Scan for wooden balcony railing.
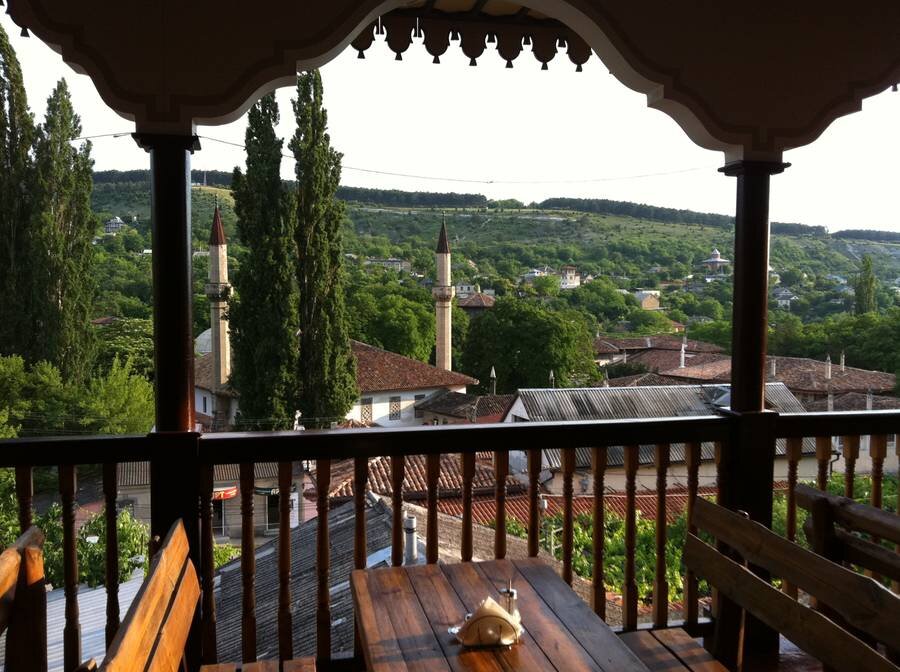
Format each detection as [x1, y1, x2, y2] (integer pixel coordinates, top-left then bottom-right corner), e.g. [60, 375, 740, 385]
[1, 410, 898, 670]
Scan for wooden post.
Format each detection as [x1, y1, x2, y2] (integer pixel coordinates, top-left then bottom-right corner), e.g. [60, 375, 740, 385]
[461, 452, 475, 561]
[199, 462, 217, 664]
[240, 463, 256, 663]
[841, 435, 859, 498]
[815, 436, 832, 490]
[134, 133, 202, 670]
[592, 446, 606, 619]
[783, 437, 802, 598]
[278, 461, 294, 661]
[60, 464, 80, 672]
[494, 450, 509, 560]
[684, 442, 700, 631]
[623, 445, 638, 631]
[316, 458, 332, 660]
[426, 453, 439, 564]
[102, 463, 120, 647]
[527, 448, 541, 558]
[561, 447, 575, 585]
[390, 456, 404, 566]
[717, 159, 788, 663]
[653, 444, 669, 628]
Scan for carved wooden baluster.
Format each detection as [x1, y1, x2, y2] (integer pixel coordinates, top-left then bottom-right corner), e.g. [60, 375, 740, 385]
[841, 435, 859, 498]
[60, 464, 81, 672]
[782, 437, 802, 598]
[390, 455, 404, 566]
[278, 460, 293, 661]
[527, 448, 541, 557]
[494, 449, 509, 560]
[592, 446, 607, 619]
[815, 436, 832, 490]
[714, 441, 723, 504]
[461, 452, 475, 561]
[895, 436, 900, 594]
[623, 444, 639, 631]
[200, 462, 217, 663]
[684, 441, 700, 629]
[316, 458, 332, 658]
[653, 444, 669, 629]
[865, 435, 887, 580]
[354, 456, 368, 570]
[426, 453, 439, 564]
[15, 465, 32, 533]
[103, 463, 120, 646]
[561, 448, 575, 585]
[239, 463, 256, 663]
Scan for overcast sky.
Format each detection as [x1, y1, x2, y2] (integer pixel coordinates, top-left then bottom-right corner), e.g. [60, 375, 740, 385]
[6, 14, 900, 232]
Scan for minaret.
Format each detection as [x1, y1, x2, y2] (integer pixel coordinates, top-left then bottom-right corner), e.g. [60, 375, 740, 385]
[433, 217, 454, 370]
[206, 201, 231, 390]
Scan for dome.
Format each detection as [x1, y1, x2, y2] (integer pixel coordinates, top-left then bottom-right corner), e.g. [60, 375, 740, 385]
[195, 328, 212, 355]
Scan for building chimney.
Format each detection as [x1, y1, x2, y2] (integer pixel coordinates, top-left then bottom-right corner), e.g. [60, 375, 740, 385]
[622, 349, 627, 364]
[490, 366, 497, 395]
[867, 387, 873, 411]
[825, 354, 832, 381]
[602, 378, 609, 388]
[827, 391, 834, 412]
[645, 336, 652, 348]
[549, 369, 556, 388]
[770, 358, 777, 378]
[403, 514, 418, 565]
[679, 343, 686, 368]
[840, 351, 846, 372]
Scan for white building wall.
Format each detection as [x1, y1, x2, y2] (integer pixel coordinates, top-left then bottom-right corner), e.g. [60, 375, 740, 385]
[347, 385, 468, 427]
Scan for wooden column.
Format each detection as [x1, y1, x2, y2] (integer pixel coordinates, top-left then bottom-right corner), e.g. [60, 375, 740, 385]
[717, 159, 788, 664]
[134, 133, 202, 670]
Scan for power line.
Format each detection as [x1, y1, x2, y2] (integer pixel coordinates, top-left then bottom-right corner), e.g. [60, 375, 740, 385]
[76, 131, 716, 186]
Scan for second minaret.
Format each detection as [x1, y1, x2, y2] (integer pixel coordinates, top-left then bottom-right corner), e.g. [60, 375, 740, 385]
[433, 218, 453, 370]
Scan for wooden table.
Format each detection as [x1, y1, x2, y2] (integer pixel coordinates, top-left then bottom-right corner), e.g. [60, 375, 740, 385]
[351, 558, 650, 671]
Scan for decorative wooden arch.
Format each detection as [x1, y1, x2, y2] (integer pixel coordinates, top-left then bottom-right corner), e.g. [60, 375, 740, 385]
[9, 0, 900, 160]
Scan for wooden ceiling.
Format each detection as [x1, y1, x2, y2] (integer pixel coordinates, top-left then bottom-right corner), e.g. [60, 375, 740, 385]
[351, 0, 592, 71]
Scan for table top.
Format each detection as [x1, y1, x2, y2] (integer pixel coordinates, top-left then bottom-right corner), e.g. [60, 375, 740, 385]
[350, 558, 650, 672]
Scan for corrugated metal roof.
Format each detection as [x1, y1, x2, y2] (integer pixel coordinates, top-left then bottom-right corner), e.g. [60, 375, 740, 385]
[118, 461, 280, 487]
[519, 383, 814, 469]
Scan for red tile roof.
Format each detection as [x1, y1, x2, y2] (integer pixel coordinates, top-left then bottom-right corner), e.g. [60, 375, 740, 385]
[352, 340, 477, 393]
[309, 453, 524, 501]
[664, 355, 897, 395]
[458, 293, 496, 309]
[437, 483, 789, 526]
[805, 392, 900, 412]
[595, 335, 724, 354]
[626, 349, 727, 373]
[415, 390, 515, 422]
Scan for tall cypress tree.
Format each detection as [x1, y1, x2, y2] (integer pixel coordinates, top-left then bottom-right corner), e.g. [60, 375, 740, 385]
[290, 71, 358, 427]
[230, 93, 299, 430]
[31, 80, 96, 382]
[0, 24, 35, 360]
[854, 254, 877, 315]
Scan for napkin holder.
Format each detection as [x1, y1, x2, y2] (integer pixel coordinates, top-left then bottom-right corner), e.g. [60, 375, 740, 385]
[450, 596, 523, 648]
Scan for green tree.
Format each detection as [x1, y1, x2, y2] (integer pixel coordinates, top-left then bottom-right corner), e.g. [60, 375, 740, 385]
[95, 318, 154, 380]
[462, 299, 598, 393]
[0, 24, 35, 362]
[230, 93, 299, 430]
[30, 80, 97, 383]
[290, 72, 358, 426]
[79, 356, 154, 434]
[854, 254, 877, 315]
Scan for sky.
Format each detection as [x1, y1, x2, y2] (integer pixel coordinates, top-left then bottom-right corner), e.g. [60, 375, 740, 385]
[5, 13, 900, 233]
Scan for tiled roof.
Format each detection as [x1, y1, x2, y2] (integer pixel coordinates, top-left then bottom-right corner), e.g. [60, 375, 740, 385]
[595, 336, 724, 354]
[414, 390, 515, 421]
[194, 352, 237, 396]
[215, 499, 394, 660]
[437, 483, 789, 527]
[458, 293, 496, 309]
[664, 355, 897, 395]
[352, 340, 477, 393]
[118, 461, 280, 487]
[805, 392, 900, 412]
[603, 372, 694, 387]
[309, 453, 525, 501]
[626, 349, 727, 373]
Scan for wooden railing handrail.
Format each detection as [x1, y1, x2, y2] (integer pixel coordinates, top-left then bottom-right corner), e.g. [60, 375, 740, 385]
[796, 484, 900, 545]
[775, 410, 900, 438]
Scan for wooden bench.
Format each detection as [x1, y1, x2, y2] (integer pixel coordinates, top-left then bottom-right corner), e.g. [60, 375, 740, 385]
[1, 526, 47, 672]
[683, 497, 900, 672]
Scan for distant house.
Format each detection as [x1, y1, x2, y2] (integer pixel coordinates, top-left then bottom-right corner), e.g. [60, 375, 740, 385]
[457, 292, 496, 317]
[521, 266, 554, 283]
[455, 282, 480, 298]
[633, 290, 661, 310]
[701, 248, 730, 278]
[559, 264, 581, 290]
[104, 216, 125, 234]
[593, 334, 725, 367]
[347, 341, 477, 427]
[772, 286, 798, 309]
[365, 257, 411, 273]
[505, 383, 816, 491]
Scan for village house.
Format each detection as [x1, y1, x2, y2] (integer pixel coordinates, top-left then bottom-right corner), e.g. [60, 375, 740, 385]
[633, 289, 661, 310]
[414, 390, 516, 424]
[772, 286, 798, 309]
[363, 257, 411, 273]
[593, 334, 725, 367]
[456, 291, 496, 317]
[701, 248, 730, 280]
[559, 264, 581, 290]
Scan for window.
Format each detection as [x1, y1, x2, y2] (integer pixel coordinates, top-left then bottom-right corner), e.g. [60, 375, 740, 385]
[414, 394, 425, 419]
[389, 396, 402, 420]
[202, 396, 208, 414]
[212, 500, 225, 537]
[266, 494, 280, 532]
[361, 397, 373, 424]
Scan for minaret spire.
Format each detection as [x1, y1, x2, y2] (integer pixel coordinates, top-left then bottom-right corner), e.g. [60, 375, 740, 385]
[432, 214, 454, 370]
[206, 201, 231, 391]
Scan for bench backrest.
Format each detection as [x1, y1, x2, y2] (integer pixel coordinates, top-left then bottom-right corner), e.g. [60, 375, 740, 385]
[685, 497, 900, 672]
[100, 520, 200, 672]
[1, 526, 47, 671]
[796, 483, 900, 585]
